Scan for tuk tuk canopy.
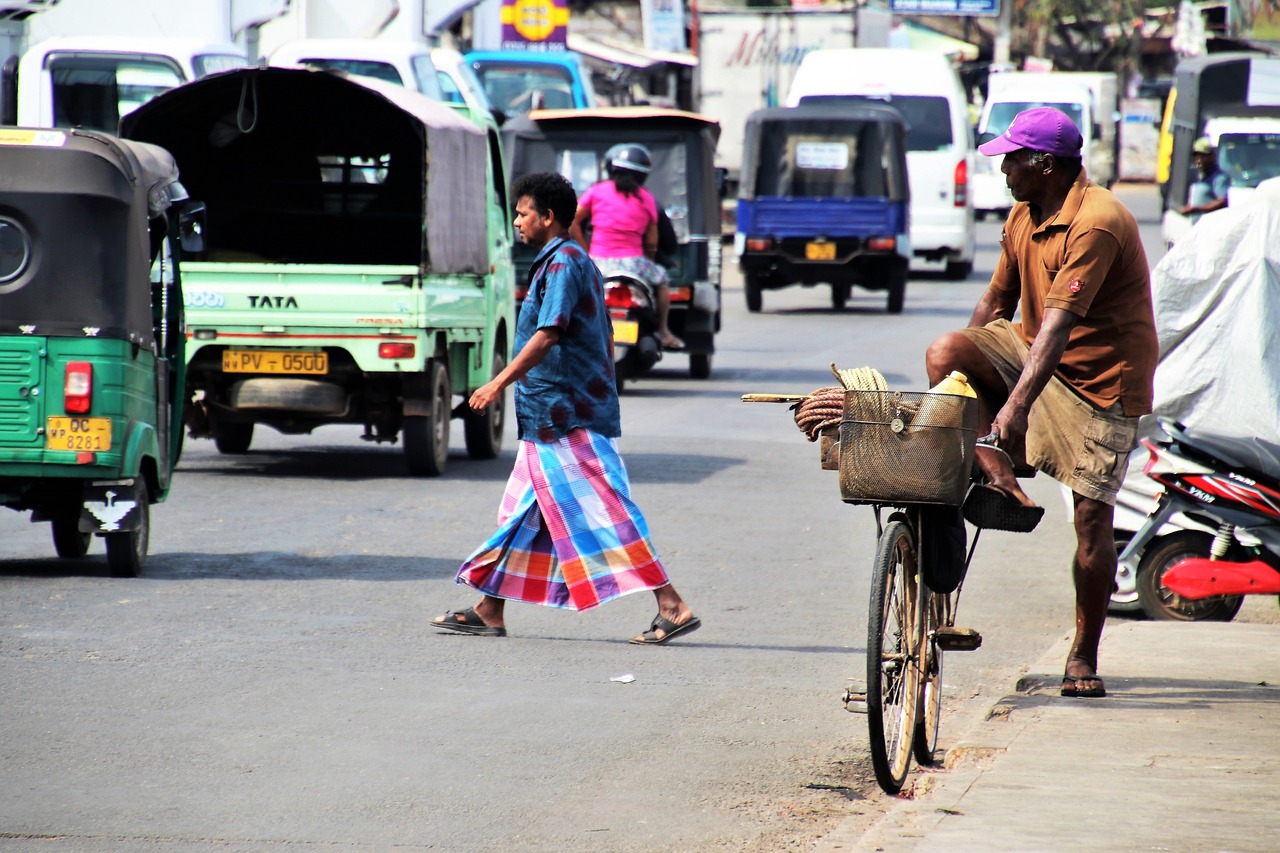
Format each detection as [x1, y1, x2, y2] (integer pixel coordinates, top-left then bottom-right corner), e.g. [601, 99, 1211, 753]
[121, 66, 490, 273]
[740, 104, 909, 202]
[0, 128, 181, 347]
[501, 107, 720, 242]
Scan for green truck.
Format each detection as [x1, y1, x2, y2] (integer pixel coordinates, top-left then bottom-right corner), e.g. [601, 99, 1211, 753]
[0, 127, 203, 575]
[121, 66, 515, 475]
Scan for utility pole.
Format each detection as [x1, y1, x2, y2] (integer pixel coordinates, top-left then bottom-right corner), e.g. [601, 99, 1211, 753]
[994, 0, 1012, 67]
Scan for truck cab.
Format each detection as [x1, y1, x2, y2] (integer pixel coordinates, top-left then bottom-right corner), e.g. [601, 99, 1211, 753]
[464, 50, 595, 120]
[2, 36, 247, 130]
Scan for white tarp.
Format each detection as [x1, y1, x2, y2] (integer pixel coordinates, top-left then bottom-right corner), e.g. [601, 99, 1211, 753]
[1113, 176, 1280, 532]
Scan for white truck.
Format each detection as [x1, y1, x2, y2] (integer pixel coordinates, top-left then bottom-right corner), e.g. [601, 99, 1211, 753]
[973, 71, 1119, 217]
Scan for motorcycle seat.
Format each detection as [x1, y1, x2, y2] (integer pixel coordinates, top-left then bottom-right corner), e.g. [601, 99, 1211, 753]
[1181, 429, 1280, 483]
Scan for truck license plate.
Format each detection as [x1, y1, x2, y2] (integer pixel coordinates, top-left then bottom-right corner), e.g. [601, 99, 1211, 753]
[806, 241, 836, 261]
[222, 350, 328, 375]
[613, 320, 639, 345]
[46, 416, 111, 451]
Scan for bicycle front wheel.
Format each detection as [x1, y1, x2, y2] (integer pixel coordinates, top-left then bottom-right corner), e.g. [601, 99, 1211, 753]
[866, 518, 922, 794]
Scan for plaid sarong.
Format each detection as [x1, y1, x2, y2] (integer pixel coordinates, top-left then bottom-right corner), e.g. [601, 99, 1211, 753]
[455, 429, 670, 610]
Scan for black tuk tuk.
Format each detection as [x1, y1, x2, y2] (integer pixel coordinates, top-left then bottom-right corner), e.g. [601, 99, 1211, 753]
[736, 104, 911, 313]
[502, 107, 722, 379]
[0, 128, 203, 576]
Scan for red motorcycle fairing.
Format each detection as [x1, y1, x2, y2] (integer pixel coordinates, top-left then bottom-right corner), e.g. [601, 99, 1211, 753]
[1162, 557, 1280, 599]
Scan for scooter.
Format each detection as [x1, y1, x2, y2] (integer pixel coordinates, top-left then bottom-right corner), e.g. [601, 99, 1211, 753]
[1116, 418, 1280, 621]
[601, 268, 662, 393]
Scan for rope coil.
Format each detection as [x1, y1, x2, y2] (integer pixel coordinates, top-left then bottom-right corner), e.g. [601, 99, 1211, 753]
[792, 364, 887, 441]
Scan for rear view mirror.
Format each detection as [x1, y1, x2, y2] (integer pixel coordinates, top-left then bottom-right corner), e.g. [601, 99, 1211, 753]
[178, 201, 207, 254]
[715, 167, 729, 198]
[976, 131, 999, 147]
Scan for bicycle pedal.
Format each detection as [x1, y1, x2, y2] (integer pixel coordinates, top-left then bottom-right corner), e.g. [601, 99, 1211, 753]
[842, 688, 869, 714]
[934, 626, 983, 651]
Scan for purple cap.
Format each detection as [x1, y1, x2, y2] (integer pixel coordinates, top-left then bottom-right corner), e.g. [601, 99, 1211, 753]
[979, 107, 1083, 158]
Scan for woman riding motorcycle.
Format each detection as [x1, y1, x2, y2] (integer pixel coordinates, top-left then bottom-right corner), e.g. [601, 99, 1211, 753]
[569, 143, 683, 350]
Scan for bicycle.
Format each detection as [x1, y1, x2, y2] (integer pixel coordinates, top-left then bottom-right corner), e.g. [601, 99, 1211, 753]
[835, 389, 1035, 794]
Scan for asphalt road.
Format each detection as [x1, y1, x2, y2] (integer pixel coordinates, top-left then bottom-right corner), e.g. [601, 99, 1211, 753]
[3, 184, 1274, 851]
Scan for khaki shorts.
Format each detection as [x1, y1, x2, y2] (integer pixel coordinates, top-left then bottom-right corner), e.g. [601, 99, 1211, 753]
[960, 319, 1139, 505]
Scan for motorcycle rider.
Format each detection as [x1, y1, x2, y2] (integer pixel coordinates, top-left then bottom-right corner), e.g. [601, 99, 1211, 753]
[570, 143, 684, 350]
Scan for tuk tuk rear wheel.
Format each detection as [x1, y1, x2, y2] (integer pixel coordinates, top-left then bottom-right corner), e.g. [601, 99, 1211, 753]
[744, 273, 763, 313]
[831, 283, 849, 311]
[214, 421, 254, 454]
[106, 498, 149, 579]
[887, 273, 907, 315]
[689, 353, 712, 380]
[52, 512, 91, 559]
[464, 352, 506, 460]
[404, 361, 450, 477]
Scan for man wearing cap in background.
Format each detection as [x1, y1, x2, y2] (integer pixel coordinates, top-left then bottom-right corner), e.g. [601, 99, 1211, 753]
[924, 107, 1158, 699]
[1179, 137, 1230, 222]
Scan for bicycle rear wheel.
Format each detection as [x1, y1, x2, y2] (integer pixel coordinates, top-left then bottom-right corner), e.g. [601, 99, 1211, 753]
[866, 518, 922, 794]
[913, 591, 946, 766]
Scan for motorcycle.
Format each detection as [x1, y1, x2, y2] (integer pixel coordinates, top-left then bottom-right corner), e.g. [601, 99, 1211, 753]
[600, 268, 663, 394]
[1116, 418, 1280, 621]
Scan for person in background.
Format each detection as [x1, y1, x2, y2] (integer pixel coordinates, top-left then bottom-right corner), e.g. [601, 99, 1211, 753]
[433, 172, 701, 645]
[1179, 137, 1230, 222]
[569, 143, 684, 350]
[925, 107, 1158, 699]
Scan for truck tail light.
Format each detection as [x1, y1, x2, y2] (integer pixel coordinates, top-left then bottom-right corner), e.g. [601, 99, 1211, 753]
[866, 236, 896, 252]
[744, 236, 774, 252]
[64, 361, 92, 414]
[954, 159, 969, 207]
[379, 342, 415, 359]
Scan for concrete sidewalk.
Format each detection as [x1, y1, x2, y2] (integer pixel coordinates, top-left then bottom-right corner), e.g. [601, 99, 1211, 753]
[818, 620, 1280, 852]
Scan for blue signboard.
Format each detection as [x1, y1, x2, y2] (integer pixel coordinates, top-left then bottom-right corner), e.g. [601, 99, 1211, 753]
[890, 0, 999, 16]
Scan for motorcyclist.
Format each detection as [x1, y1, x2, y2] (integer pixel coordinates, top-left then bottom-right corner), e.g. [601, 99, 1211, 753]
[570, 143, 684, 350]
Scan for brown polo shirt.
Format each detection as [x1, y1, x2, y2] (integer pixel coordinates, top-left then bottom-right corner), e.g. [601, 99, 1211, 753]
[987, 170, 1157, 416]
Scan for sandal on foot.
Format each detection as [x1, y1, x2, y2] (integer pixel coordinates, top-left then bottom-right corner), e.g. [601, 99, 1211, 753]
[1060, 674, 1106, 698]
[660, 335, 685, 351]
[962, 483, 1044, 533]
[630, 613, 701, 645]
[432, 607, 507, 637]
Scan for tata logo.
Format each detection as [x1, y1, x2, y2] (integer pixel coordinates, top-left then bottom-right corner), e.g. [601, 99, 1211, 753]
[249, 296, 299, 308]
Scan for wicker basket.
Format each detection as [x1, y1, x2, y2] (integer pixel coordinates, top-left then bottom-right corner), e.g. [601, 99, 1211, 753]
[838, 390, 980, 506]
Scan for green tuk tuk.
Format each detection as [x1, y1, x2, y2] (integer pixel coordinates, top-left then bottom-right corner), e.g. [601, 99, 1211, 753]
[0, 127, 202, 576]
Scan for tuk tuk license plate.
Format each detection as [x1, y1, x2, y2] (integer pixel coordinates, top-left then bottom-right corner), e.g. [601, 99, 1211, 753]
[613, 320, 639, 345]
[46, 417, 111, 451]
[806, 241, 836, 261]
[222, 350, 328, 375]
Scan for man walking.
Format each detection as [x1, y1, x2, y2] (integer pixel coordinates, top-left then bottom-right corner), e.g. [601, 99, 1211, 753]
[925, 108, 1158, 698]
[433, 172, 701, 645]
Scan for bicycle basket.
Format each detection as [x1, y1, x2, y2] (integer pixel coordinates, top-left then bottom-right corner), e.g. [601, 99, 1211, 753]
[838, 390, 980, 506]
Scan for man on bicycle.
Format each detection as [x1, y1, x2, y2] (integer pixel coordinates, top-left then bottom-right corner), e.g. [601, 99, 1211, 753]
[925, 108, 1158, 699]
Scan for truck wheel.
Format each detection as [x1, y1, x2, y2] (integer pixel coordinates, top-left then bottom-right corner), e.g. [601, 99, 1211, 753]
[52, 511, 91, 559]
[831, 282, 849, 311]
[944, 259, 973, 281]
[744, 273, 763, 313]
[404, 361, 450, 477]
[464, 352, 505, 460]
[106, 498, 149, 579]
[214, 421, 253, 454]
[689, 353, 712, 380]
[886, 271, 907, 315]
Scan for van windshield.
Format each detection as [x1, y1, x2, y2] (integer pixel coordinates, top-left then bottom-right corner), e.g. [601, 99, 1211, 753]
[48, 55, 184, 131]
[985, 101, 1086, 139]
[472, 63, 575, 114]
[1217, 132, 1280, 188]
[800, 94, 952, 151]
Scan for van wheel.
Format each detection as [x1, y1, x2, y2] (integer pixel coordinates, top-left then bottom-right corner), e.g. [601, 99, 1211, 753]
[744, 273, 763, 313]
[886, 273, 907, 314]
[52, 511, 91, 559]
[106, 498, 149, 578]
[464, 352, 505, 460]
[689, 353, 712, 380]
[944, 260, 973, 281]
[214, 421, 253, 454]
[831, 283, 849, 311]
[404, 361, 450, 477]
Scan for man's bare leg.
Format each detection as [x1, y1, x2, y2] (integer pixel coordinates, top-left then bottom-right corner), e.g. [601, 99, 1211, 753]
[1065, 494, 1115, 689]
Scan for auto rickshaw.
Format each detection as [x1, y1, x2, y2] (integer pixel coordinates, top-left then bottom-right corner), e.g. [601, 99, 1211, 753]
[0, 127, 203, 576]
[736, 103, 911, 313]
[502, 107, 722, 379]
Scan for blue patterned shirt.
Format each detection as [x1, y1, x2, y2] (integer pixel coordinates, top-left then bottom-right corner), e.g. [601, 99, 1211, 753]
[514, 237, 621, 442]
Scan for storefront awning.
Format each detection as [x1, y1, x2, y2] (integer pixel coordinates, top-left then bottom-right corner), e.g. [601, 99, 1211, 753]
[891, 21, 981, 61]
[566, 34, 698, 71]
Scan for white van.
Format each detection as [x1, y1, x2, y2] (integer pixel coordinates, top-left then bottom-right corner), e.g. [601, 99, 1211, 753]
[268, 39, 445, 101]
[785, 48, 975, 279]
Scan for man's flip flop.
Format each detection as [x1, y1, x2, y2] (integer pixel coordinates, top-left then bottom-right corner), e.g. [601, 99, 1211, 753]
[962, 483, 1045, 533]
[1061, 674, 1106, 698]
[432, 607, 507, 637]
[630, 613, 701, 645]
